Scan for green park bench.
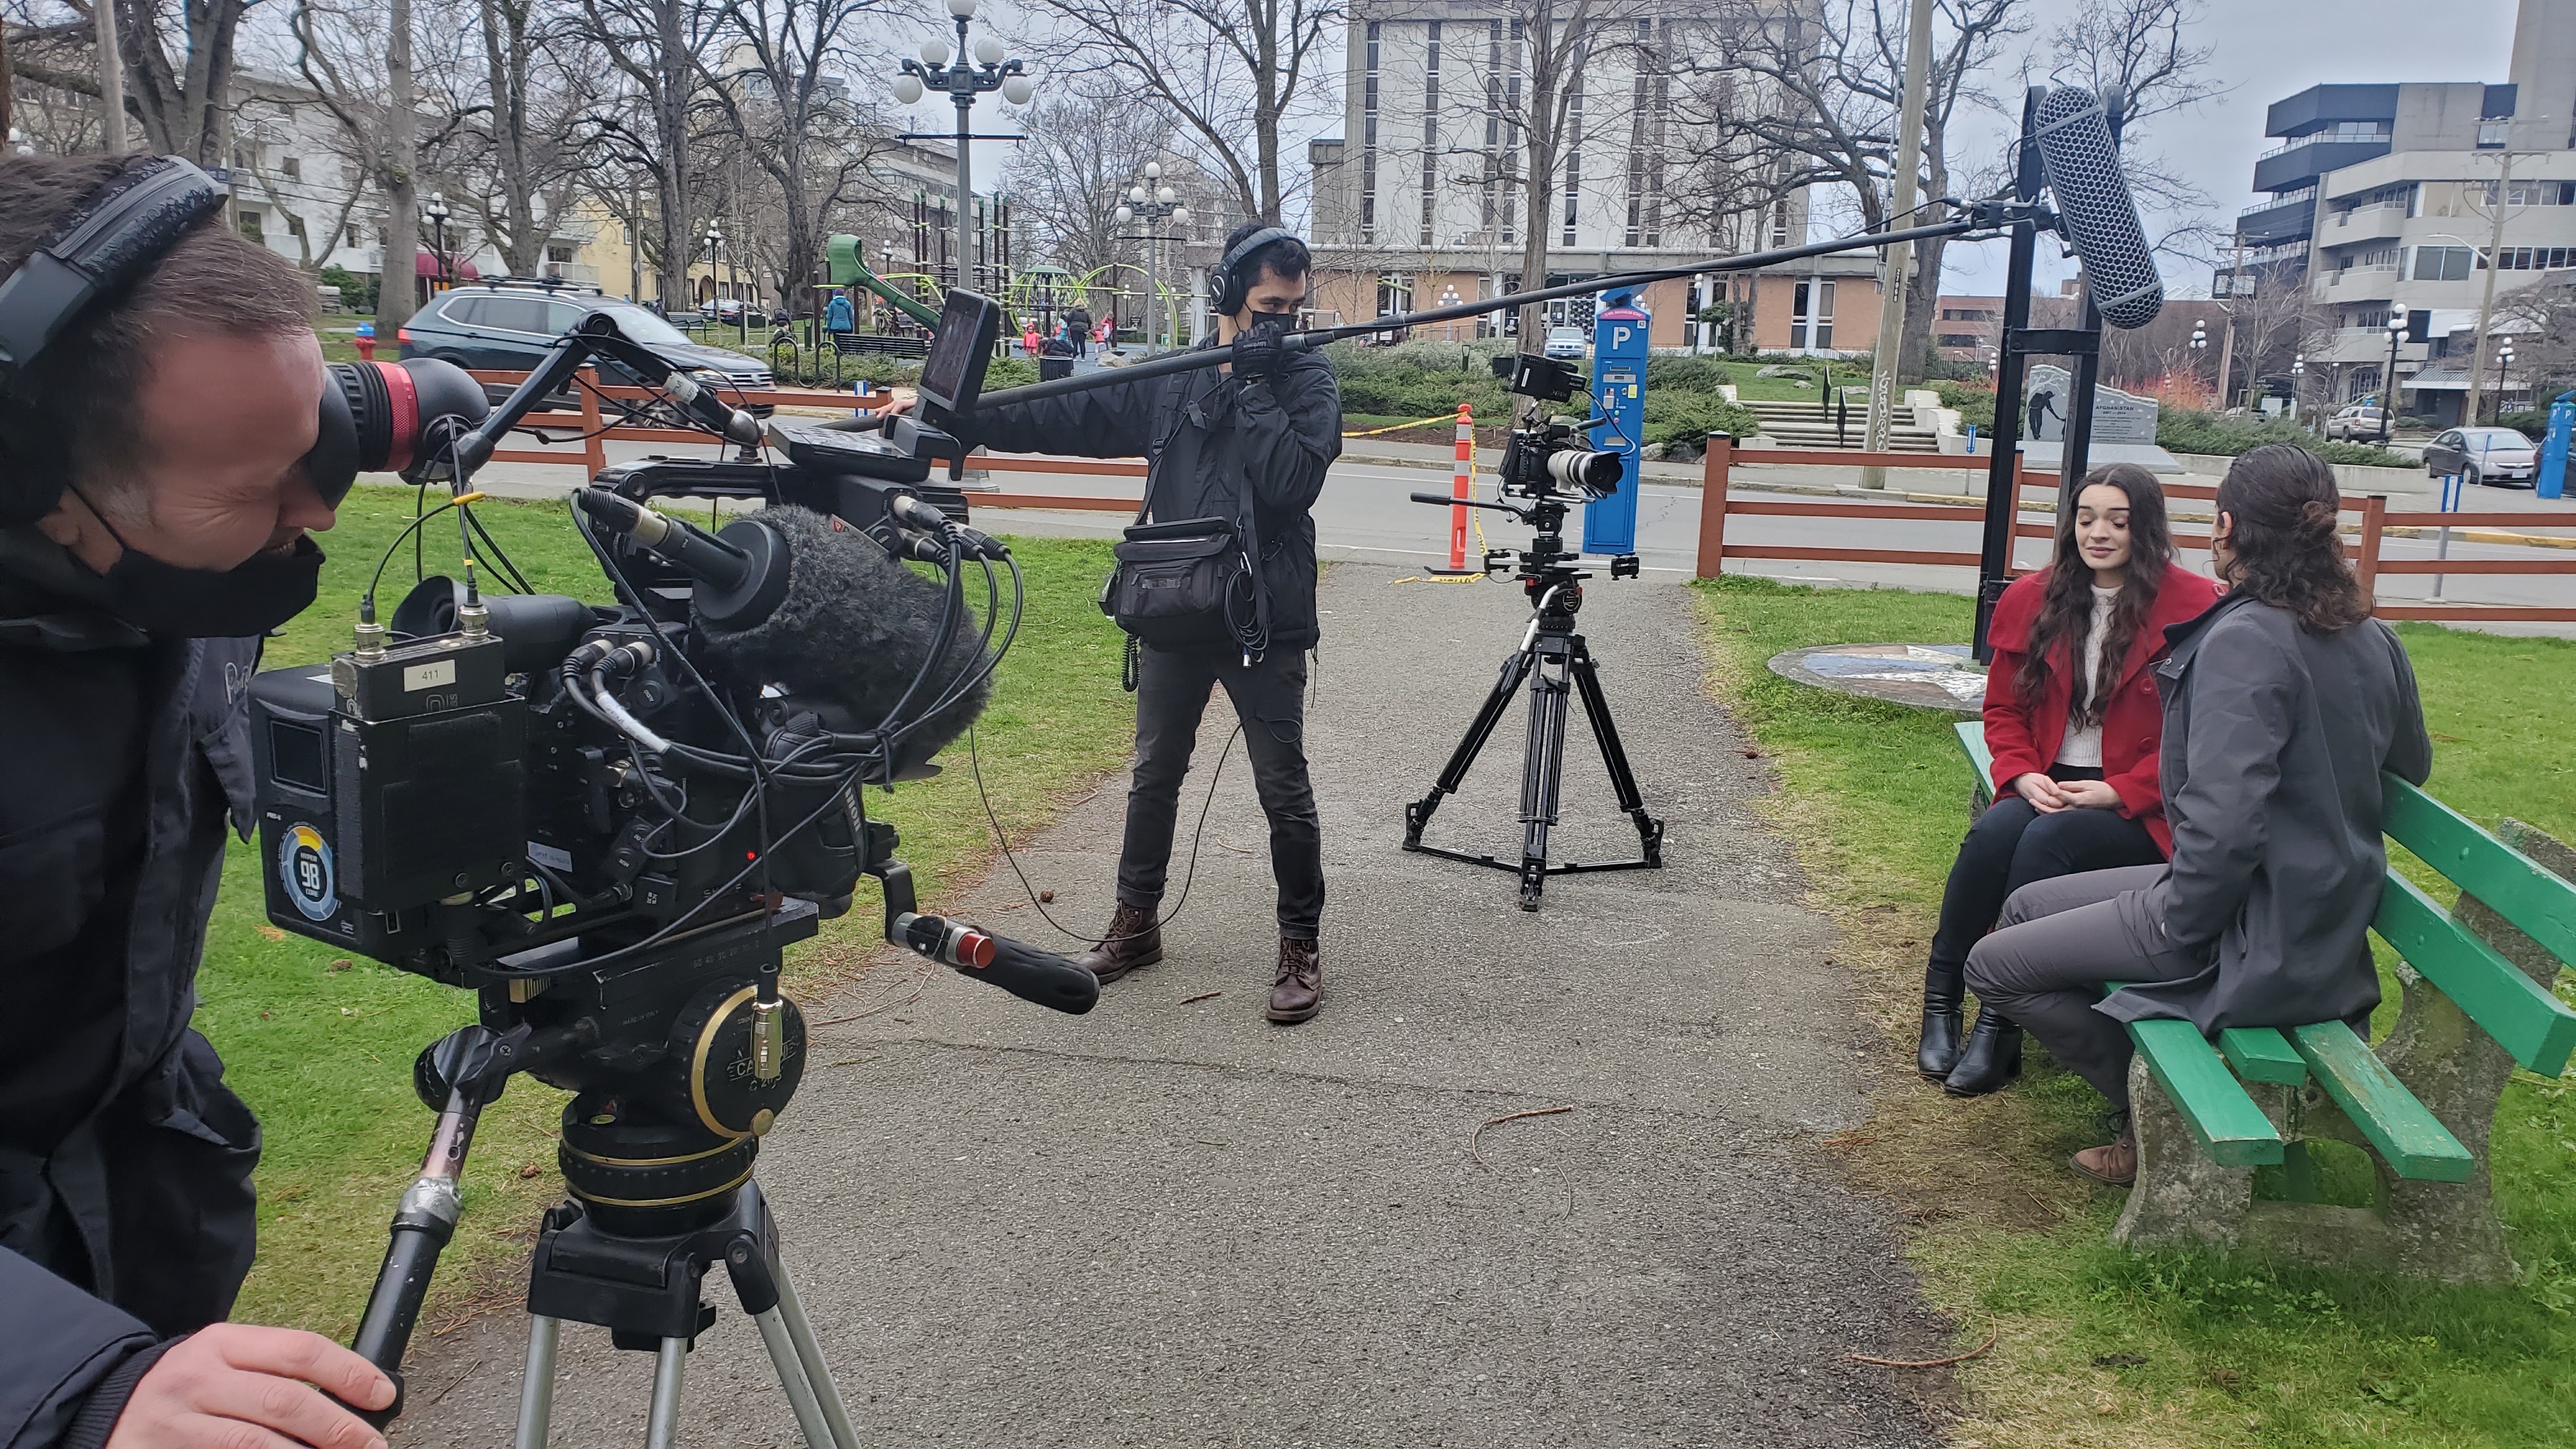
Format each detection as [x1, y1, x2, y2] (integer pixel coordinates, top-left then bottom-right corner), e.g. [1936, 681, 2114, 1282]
[1951, 720, 2576, 1283]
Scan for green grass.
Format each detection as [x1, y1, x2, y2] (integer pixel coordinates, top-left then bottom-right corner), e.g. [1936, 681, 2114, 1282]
[205, 484, 1133, 1334]
[1690, 575, 2576, 1448]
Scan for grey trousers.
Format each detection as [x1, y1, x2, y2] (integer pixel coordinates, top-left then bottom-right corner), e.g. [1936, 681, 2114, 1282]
[1961, 864, 2204, 1109]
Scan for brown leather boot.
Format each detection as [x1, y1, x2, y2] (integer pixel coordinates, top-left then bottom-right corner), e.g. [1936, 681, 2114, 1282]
[1071, 901, 1162, 984]
[1266, 935, 1321, 1023]
[2071, 1124, 2138, 1186]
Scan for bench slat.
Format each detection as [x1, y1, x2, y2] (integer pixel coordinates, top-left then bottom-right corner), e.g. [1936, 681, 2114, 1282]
[2217, 1027, 2308, 1085]
[2286, 1021, 2474, 1182]
[1952, 721, 1994, 786]
[2374, 873, 2576, 1076]
[2124, 1015, 2285, 1166]
[2382, 773, 2576, 965]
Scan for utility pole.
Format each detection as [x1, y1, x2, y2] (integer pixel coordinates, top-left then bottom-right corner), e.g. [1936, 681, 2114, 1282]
[2463, 150, 2515, 429]
[2213, 241, 2242, 409]
[95, 0, 125, 154]
[1859, 0, 1935, 489]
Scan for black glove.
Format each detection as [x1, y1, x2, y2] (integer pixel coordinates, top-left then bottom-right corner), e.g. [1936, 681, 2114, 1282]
[1230, 320, 1295, 385]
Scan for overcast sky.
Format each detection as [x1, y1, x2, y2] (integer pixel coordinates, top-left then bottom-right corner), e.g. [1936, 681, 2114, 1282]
[1942, 0, 2527, 296]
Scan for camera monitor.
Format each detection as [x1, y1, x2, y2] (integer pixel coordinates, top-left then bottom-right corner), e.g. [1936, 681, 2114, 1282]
[917, 289, 1004, 415]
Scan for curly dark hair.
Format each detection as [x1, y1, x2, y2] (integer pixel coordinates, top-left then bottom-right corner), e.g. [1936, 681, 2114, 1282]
[2214, 445, 2372, 631]
[2015, 463, 2174, 724]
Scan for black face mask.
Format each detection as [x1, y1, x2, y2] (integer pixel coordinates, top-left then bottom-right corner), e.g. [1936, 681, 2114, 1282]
[71, 487, 324, 638]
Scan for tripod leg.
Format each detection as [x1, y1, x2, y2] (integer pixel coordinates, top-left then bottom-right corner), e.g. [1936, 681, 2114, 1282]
[753, 1308, 841, 1449]
[512, 1315, 561, 1449]
[1407, 643, 1536, 847]
[1517, 639, 1574, 910]
[774, 1261, 864, 1449]
[645, 1338, 688, 1449]
[1568, 636, 1664, 865]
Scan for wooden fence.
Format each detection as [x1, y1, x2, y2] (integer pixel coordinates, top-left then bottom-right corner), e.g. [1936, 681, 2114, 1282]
[1693, 434, 2576, 625]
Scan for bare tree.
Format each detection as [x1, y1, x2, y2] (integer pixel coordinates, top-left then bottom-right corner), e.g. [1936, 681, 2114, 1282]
[1682, 0, 2027, 379]
[431, 0, 599, 273]
[1005, 76, 1163, 280]
[2039, 0, 2227, 273]
[1021, 0, 1340, 224]
[4, 0, 252, 161]
[576, 0, 721, 305]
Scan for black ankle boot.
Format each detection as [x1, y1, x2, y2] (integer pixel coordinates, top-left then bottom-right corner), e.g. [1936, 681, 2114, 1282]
[1917, 962, 1966, 1081]
[1942, 1006, 2023, 1096]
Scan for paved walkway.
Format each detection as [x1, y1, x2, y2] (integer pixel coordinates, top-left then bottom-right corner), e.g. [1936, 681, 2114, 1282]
[392, 567, 1952, 1448]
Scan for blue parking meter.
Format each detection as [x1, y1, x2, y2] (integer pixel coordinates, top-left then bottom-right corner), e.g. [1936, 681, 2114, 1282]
[1583, 291, 1648, 556]
[2541, 390, 2573, 500]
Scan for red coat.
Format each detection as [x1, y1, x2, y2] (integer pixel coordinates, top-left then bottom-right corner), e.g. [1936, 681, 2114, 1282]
[1981, 562, 2223, 855]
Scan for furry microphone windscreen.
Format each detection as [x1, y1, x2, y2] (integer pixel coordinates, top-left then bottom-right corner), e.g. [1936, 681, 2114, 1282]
[694, 505, 996, 775]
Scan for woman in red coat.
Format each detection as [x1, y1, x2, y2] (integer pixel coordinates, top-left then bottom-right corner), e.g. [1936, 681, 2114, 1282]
[1922, 462, 2222, 1094]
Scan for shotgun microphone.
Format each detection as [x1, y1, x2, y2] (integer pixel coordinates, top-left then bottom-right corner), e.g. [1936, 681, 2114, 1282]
[2030, 86, 2165, 331]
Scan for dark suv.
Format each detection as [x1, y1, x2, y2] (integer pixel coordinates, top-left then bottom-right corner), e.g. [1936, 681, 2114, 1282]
[399, 280, 775, 405]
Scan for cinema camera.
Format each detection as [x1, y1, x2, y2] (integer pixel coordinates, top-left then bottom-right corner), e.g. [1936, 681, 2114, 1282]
[247, 289, 1090, 1442]
[1400, 351, 1662, 910]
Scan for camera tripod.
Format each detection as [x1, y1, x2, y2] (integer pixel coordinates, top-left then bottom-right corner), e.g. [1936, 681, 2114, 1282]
[1401, 512, 1663, 910]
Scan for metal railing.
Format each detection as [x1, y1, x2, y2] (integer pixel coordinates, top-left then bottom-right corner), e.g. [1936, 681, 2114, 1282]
[2242, 187, 2318, 218]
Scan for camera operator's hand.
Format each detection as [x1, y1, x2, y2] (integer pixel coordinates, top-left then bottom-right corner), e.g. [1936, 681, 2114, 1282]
[108, 1324, 395, 1449]
[1229, 321, 1294, 385]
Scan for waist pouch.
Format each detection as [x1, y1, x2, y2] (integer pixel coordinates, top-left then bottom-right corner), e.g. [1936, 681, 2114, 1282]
[1101, 516, 1258, 652]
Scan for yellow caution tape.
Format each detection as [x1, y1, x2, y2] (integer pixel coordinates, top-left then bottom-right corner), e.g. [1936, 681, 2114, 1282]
[1342, 413, 1472, 438]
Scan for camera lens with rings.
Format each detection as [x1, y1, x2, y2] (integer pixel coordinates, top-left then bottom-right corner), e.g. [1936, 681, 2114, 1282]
[303, 357, 489, 506]
[1544, 447, 1623, 498]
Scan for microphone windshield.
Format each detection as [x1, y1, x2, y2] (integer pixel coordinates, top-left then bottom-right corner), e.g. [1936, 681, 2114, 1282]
[693, 506, 995, 775]
[2032, 86, 2165, 331]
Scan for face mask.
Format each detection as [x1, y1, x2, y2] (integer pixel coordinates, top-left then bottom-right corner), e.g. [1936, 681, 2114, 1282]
[70, 486, 324, 638]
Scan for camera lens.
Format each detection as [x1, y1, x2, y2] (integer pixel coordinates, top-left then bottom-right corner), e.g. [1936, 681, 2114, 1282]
[1545, 447, 1623, 498]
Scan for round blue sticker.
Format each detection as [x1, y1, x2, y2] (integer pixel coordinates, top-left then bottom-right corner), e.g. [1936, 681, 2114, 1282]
[279, 822, 339, 922]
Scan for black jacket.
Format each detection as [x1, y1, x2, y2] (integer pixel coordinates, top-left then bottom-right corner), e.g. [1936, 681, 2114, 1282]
[966, 342, 1340, 650]
[2100, 592, 2434, 1036]
[0, 533, 264, 1449]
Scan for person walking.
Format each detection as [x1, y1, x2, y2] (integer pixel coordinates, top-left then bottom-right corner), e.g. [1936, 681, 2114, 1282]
[885, 225, 1338, 1022]
[1963, 445, 2433, 1184]
[1064, 301, 1092, 358]
[1919, 464, 2220, 1094]
[825, 286, 855, 337]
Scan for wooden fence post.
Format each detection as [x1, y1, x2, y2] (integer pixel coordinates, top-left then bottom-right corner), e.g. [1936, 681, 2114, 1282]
[578, 367, 606, 475]
[1697, 432, 1733, 580]
[2358, 493, 2388, 604]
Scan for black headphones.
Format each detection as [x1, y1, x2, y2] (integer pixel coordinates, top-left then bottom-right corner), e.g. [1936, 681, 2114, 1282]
[0, 155, 486, 529]
[1208, 227, 1296, 318]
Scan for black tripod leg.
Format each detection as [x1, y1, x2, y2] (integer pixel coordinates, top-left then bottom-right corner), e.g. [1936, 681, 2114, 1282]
[1517, 638, 1575, 910]
[1568, 636, 1664, 866]
[1407, 643, 1537, 848]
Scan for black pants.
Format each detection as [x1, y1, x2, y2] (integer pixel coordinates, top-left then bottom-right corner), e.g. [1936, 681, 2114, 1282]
[1120, 644, 1324, 937]
[1928, 764, 2163, 986]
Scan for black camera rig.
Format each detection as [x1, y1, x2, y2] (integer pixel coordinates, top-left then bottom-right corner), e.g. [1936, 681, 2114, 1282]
[242, 291, 1097, 1436]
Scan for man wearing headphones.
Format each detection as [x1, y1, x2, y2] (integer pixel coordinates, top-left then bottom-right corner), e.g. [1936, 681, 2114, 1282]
[889, 221, 1339, 1022]
[2, 155, 396, 1448]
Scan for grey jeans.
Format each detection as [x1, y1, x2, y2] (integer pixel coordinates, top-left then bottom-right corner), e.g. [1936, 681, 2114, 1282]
[1961, 864, 2203, 1108]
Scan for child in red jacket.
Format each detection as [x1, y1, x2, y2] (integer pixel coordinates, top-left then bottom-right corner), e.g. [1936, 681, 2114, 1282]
[1924, 463, 2223, 1094]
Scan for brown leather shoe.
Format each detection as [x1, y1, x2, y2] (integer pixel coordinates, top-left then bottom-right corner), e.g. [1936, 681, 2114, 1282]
[1071, 901, 1162, 984]
[1266, 935, 1321, 1023]
[2071, 1126, 2138, 1186]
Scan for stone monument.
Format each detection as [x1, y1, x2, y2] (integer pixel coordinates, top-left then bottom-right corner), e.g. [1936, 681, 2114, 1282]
[2020, 363, 2177, 473]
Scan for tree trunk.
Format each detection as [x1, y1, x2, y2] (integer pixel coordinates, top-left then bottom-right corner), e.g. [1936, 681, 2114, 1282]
[1514, 12, 1568, 347]
[377, 0, 418, 334]
[652, 0, 691, 306]
[1900, 229, 1945, 383]
[480, 0, 545, 274]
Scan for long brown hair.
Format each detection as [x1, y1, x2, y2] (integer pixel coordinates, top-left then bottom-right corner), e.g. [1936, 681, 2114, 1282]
[2016, 463, 2174, 724]
[2214, 445, 2372, 631]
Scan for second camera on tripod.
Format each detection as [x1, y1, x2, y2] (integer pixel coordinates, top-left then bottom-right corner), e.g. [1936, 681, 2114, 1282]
[1489, 353, 1622, 502]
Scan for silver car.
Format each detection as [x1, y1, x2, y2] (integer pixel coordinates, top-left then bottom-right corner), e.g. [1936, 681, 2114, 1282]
[2423, 426, 2540, 487]
[2323, 404, 2388, 440]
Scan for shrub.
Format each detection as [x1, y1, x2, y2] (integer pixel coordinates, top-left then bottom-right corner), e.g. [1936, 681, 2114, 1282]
[318, 263, 377, 315]
[1643, 354, 1735, 394]
[1642, 392, 1762, 453]
[2156, 406, 2412, 467]
[1933, 379, 1996, 432]
[2496, 410, 2549, 438]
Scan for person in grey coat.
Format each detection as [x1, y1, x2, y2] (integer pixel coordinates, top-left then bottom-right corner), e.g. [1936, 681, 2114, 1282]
[1963, 445, 2433, 1185]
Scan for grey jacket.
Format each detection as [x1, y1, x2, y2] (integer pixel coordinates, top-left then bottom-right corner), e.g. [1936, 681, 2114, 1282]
[2100, 591, 2432, 1035]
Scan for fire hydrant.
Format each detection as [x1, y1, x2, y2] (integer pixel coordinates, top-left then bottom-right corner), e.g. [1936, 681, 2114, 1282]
[353, 321, 377, 362]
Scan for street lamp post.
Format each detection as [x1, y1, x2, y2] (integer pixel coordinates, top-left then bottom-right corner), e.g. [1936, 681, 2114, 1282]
[2189, 318, 2208, 397]
[705, 223, 723, 330]
[424, 190, 452, 294]
[2291, 356, 2304, 424]
[2494, 342, 2515, 424]
[1113, 163, 1191, 356]
[893, 0, 1034, 299]
[2382, 310, 2406, 447]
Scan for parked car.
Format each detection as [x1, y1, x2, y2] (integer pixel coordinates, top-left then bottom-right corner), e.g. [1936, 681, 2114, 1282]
[2423, 426, 2540, 487]
[400, 280, 776, 411]
[2322, 404, 2388, 440]
[1542, 325, 1588, 360]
